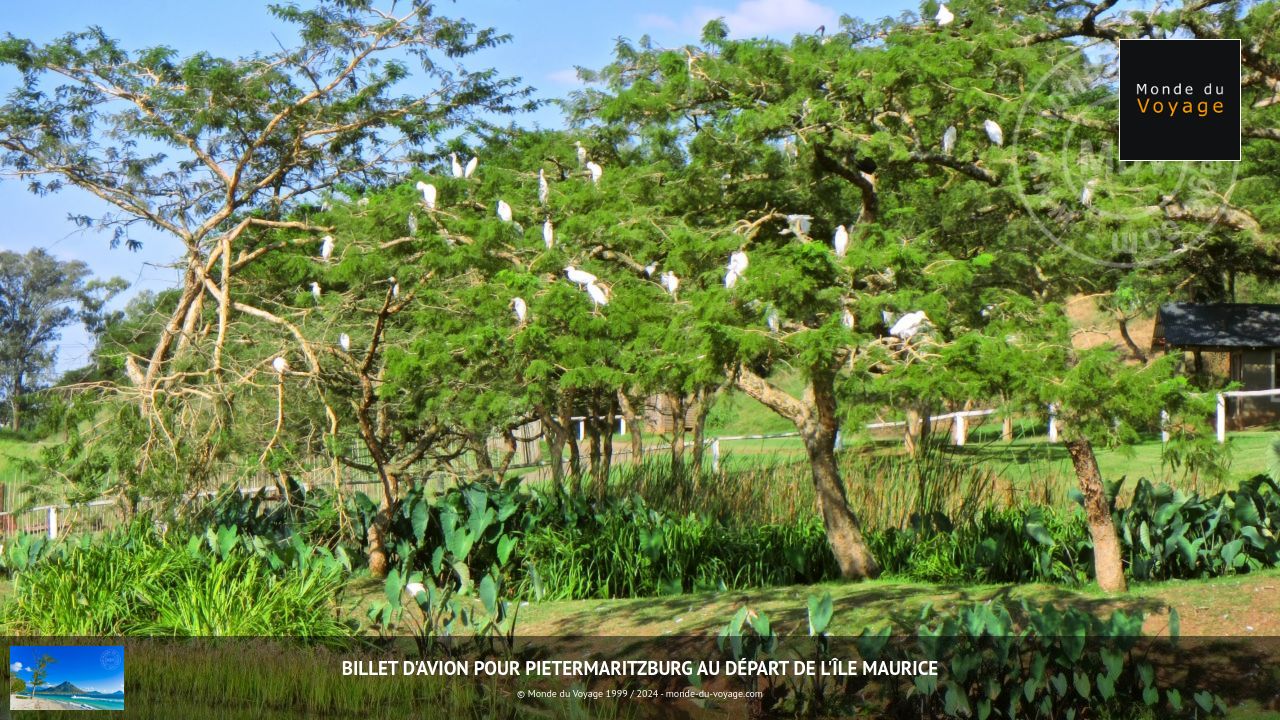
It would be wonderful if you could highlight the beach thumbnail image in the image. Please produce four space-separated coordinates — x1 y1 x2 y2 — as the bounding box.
9 646 124 711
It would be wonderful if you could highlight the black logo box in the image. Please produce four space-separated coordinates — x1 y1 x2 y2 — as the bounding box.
1119 38 1241 161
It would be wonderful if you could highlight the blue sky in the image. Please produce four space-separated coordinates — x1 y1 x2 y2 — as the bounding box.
0 0 918 372
10 645 125 694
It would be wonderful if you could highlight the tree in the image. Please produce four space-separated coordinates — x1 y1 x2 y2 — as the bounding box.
0 248 124 431
0 1 533 499
28 654 54 699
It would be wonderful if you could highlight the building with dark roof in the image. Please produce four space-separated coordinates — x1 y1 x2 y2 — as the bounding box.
1152 302 1280 427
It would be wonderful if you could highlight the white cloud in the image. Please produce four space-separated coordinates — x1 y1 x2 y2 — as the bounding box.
546 68 585 86
9 661 21 672
646 0 839 39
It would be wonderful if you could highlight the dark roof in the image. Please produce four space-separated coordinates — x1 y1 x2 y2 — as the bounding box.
1155 303 1280 349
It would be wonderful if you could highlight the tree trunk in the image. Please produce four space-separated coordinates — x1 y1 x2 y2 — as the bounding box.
367 498 394 579
1002 416 1014 443
602 395 615 481
618 391 644 463
904 407 922 455
1116 315 1148 362
1064 438 1127 593
689 389 713 473
668 393 687 476
7 395 18 433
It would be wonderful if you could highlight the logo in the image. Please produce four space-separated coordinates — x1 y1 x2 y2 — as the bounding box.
1119 39 1241 161
100 647 123 671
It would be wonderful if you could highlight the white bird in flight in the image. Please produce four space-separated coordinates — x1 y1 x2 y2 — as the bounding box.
586 161 603 184
585 281 609 308
565 265 597 286
497 200 513 223
272 356 288 374
538 169 549 206
339 333 351 351
464 156 478 179
450 153 463 178
575 141 587 166
889 310 930 340
942 125 957 155
984 119 1004 147
416 181 437 210
512 297 528 324
725 250 749 289
832 225 849 258
659 271 679 297
785 214 813 236
319 235 334 262
310 282 322 303
543 218 555 249
936 3 955 26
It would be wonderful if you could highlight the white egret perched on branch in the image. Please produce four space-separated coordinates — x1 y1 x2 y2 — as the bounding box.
1081 179 1098 206
564 265 597 286
936 3 954 25
659 271 679 297
841 309 855 329
512 297 528 324
450 152 463 178
586 161 603 184
833 225 849 258
543 218 554 249
339 333 351 351
644 263 656 277
538 169 549 206
319 235 334 262
415 181 437 210
388 276 399 298
942 125 957 155
497 200 513 223
310 282 322 303
272 356 289 374
575 140 587 166
724 250 749 288
889 310 930 340
983 119 1003 147
766 308 780 333
464 156 478 179
585 281 609 308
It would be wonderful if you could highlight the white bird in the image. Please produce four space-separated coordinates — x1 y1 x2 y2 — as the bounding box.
512 297 528 324
936 3 955 26
586 161 603 184
984 119 1004 147
310 282 322 303
272 356 288 374
407 213 418 235
450 152 463 178
497 200 513 223
564 265 597 286
766 308 780 333
538 169 549 206
841 309 855 329
942 125 957 155
543 218 555 249
1081 179 1097 206
405 582 426 599
416 181 437 210
785 214 813 236
832 225 849 258
339 333 351 351
644 263 657 277
659 271 679 297
464 156 478 179
889 310 930 340
585 281 609 308
388 276 399 298
319 235 334 261
575 140 587 166
725 250 749 289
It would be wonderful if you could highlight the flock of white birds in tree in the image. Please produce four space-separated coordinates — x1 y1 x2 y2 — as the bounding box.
889 310 930 340
416 180 437 210
725 249 749 288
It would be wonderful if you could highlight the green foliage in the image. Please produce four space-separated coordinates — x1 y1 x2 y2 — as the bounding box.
0 522 353 637
9 675 24 694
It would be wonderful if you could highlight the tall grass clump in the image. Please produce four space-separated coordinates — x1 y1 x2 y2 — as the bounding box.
0 522 353 637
